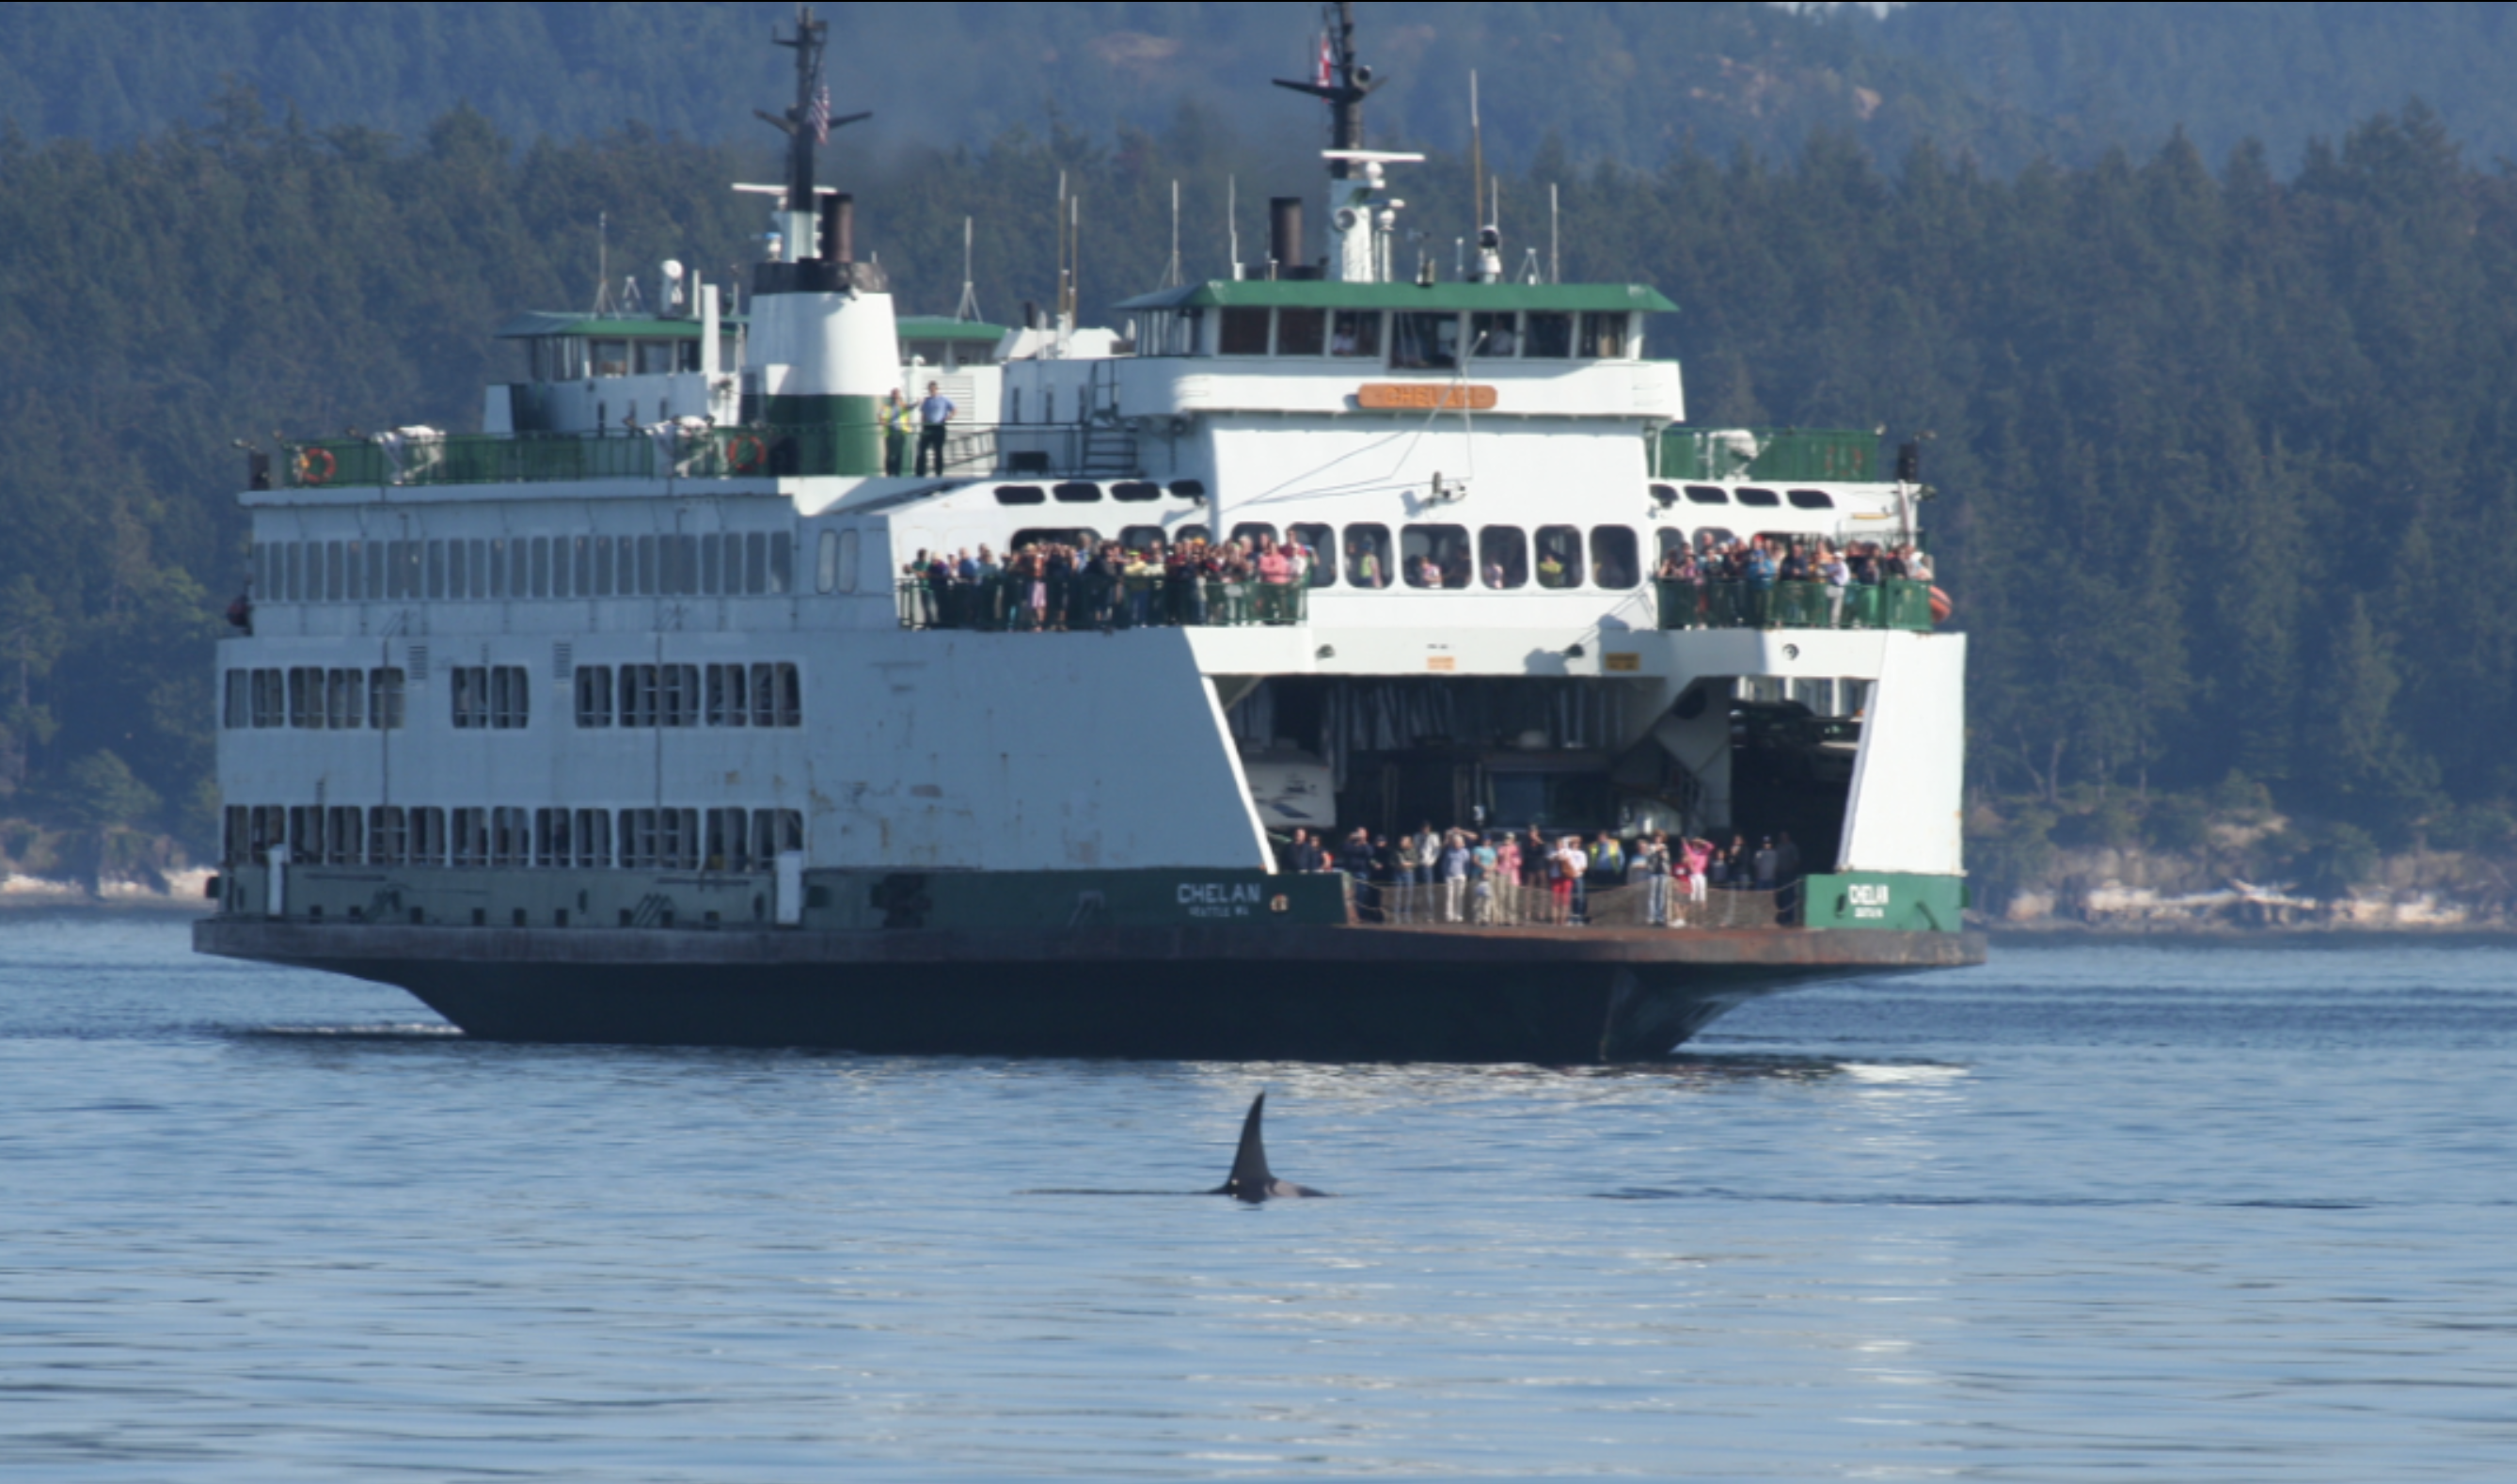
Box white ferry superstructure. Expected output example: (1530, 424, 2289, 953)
(197, 3, 1983, 1061)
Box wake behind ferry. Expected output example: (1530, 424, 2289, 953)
(196, 4, 1983, 1061)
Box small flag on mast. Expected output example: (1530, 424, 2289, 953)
(1316, 34, 1332, 87)
(809, 81, 831, 143)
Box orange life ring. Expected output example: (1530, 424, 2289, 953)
(1928, 585, 1953, 624)
(727, 433, 768, 473)
(296, 447, 337, 486)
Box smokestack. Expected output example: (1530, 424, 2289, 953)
(1269, 197, 1304, 280)
(821, 194, 854, 264)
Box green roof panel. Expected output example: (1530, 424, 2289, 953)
(895, 315, 1010, 341)
(494, 311, 745, 340)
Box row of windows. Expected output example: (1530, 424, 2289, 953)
(229, 804, 804, 872)
(227, 669, 407, 730)
(990, 480, 1205, 507)
(254, 531, 796, 605)
(1653, 483, 1838, 512)
(451, 667, 532, 730)
(574, 663, 801, 728)
(1139, 307, 1633, 367)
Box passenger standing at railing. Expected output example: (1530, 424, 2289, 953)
(1494, 834, 1522, 924)
(881, 389, 911, 476)
(1634, 834, 1671, 926)
(1441, 830, 1473, 923)
(1903, 544, 1934, 584)
(1820, 545, 1851, 626)
(1471, 834, 1499, 924)
(915, 381, 954, 476)
(1339, 829, 1380, 922)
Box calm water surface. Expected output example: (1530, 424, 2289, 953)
(1, 915, 2510, 1480)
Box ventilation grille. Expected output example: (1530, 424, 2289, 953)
(407, 644, 430, 683)
(552, 640, 574, 680)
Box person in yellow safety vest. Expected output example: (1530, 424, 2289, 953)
(881, 389, 912, 476)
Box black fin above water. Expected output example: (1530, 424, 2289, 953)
(1212, 1091, 1327, 1202)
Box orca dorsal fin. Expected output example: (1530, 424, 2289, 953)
(1215, 1091, 1274, 1201)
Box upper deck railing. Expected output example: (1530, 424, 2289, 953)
(274, 423, 1086, 490)
(1658, 576, 1939, 632)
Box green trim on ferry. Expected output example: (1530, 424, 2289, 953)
(1115, 280, 1679, 314)
(1801, 873, 1969, 932)
(895, 316, 1009, 342)
(761, 393, 882, 477)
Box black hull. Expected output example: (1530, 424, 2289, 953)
(198, 920, 1984, 1063)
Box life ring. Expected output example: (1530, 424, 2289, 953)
(727, 433, 768, 473)
(1928, 585, 1953, 624)
(296, 447, 337, 486)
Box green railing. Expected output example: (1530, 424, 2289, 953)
(1657, 577, 1938, 631)
(1655, 427, 1879, 482)
(898, 574, 1308, 631)
(280, 423, 887, 489)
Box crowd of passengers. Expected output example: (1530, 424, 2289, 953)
(1275, 824, 1807, 927)
(905, 531, 1320, 629)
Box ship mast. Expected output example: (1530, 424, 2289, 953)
(1274, 3, 1415, 283)
(754, 4, 868, 263)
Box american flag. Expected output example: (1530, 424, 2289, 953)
(808, 81, 831, 143)
(1316, 34, 1332, 87)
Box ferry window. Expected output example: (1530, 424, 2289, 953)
(535, 808, 572, 868)
(1535, 525, 1585, 588)
(815, 531, 838, 593)
(402, 541, 423, 598)
(699, 534, 721, 595)
(451, 808, 486, 868)
(491, 666, 529, 729)
(574, 809, 611, 869)
(490, 807, 528, 867)
(223, 671, 247, 729)
(410, 808, 446, 866)
(1289, 523, 1337, 586)
(1470, 312, 1518, 358)
(1390, 311, 1459, 370)
(1219, 307, 1271, 355)
(1693, 528, 1737, 557)
(1110, 481, 1160, 502)
(1735, 487, 1781, 509)
(658, 535, 686, 595)
(1229, 523, 1276, 549)
(994, 484, 1046, 505)
(356, 541, 376, 600)
(1787, 488, 1836, 510)
(1591, 527, 1640, 589)
(708, 663, 748, 727)
(1344, 524, 1392, 588)
(325, 542, 344, 600)
(616, 809, 649, 869)
(593, 535, 615, 596)
(705, 808, 747, 871)
(666, 808, 698, 869)
(1177, 523, 1211, 544)
(1053, 482, 1100, 504)
(287, 806, 319, 863)
(1524, 312, 1574, 358)
(330, 807, 363, 865)
(753, 663, 800, 726)
(1277, 307, 1327, 356)
(451, 668, 482, 728)
(1655, 528, 1688, 567)
(289, 668, 318, 728)
(1683, 484, 1731, 506)
(1480, 526, 1528, 589)
(1579, 312, 1628, 358)
(593, 339, 629, 377)
(252, 669, 284, 728)
(488, 539, 508, 598)
(660, 664, 699, 727)
(369, 669, 405, 730)
(283, 543, 302, 602)
(745, 532, 768, 593)
(753, 808, 804, 860)
(530, 537, 551, 597)
(369, 807, 406, 866)
(836, 529, 860, 592)
(768, 532, 793, 593)
(1167, 479, 1206, 500)
(630, 535, 654, 594)
(1401, 524, 1472, 589)
(575, 666, 612, 727)
(445, 540, 467, 599)
(637, 340, 676, 375)
(326, 668, 364, 729)
(467, 539, 490, 597)
(1119, 525, 1167, 552)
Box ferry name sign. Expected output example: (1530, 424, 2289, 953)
(1356, 384, 1498, 411)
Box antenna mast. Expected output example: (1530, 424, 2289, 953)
(755, 5, 868, 262)
(956, 215, 981, 322)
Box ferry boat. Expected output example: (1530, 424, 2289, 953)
(195, 4, 1983, 1061)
